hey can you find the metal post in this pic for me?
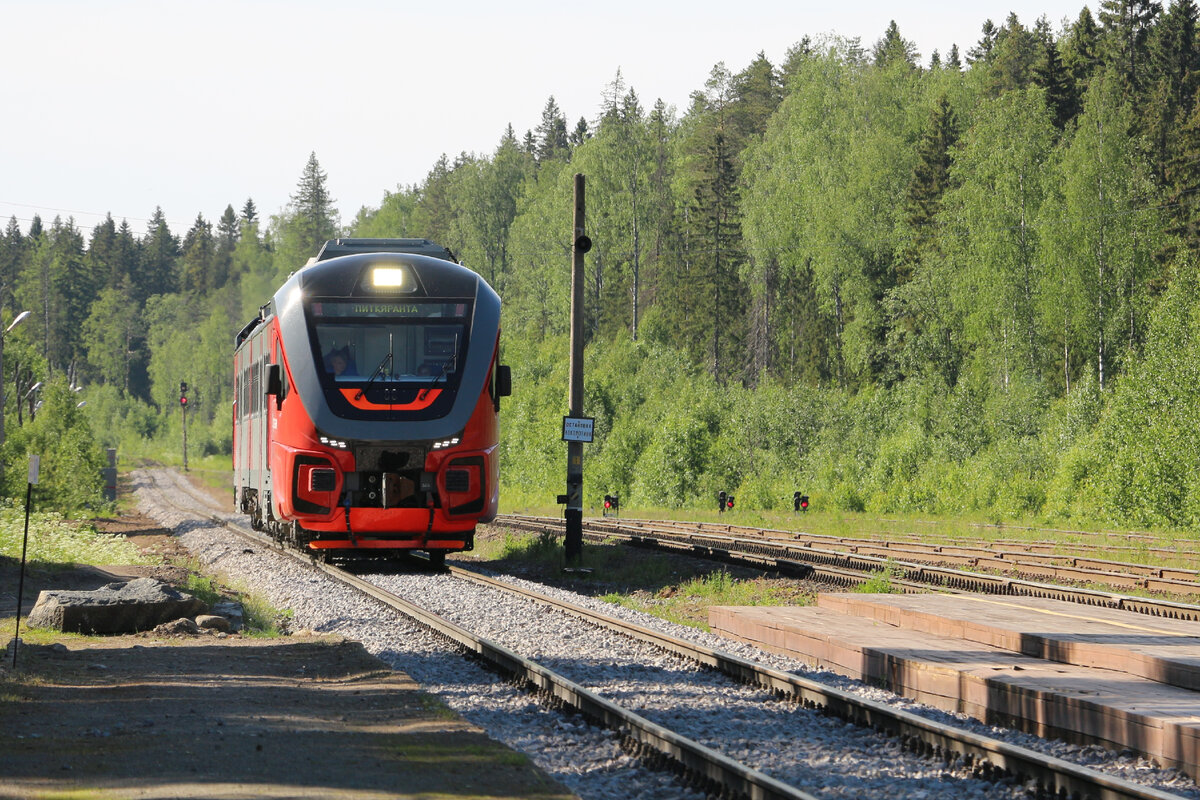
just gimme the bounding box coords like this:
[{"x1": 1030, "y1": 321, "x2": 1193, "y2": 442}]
[
  {"x1": 12, "y1": 455, "x2": 37, "y2": 669},
  {"x1": 565, "y1": 174, "x2": 586, "y2": 564},
  {"x1": 182, "y1": 402, "x2": 188, "y2": 472}
]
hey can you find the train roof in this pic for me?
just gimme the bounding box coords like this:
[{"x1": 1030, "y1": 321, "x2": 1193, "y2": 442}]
[
  {"x1": 310, "y1": 238, "x2": 456, "y2": 264},
  {"x1": 288, "y1": 251, "x2": 491, "y2": 301}
]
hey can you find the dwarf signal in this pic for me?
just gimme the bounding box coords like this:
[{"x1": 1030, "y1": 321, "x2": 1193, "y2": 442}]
[{"x1": 603, "y1": 493, "x2": 620, "y2": 517}]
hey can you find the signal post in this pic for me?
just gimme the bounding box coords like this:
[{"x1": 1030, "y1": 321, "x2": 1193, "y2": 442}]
[{"x1": 563, "y1": 174, "x2": 591, "y2": 564}]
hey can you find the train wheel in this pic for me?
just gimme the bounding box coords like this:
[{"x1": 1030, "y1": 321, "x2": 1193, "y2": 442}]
[
  {"x1": 427, "y1": 550, "x2": 446, "y2": 569},
  {"x1": 250, "y1": 506, "x2": 263, "y2": 531}
]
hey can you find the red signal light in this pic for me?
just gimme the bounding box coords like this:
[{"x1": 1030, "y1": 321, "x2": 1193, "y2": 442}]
[{"x1": 180, "y1": 396, "x2": 188, "y2": 407}]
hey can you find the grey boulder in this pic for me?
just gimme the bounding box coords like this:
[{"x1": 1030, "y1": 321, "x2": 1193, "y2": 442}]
[{"x1": 26, "y1": 578, "x2": 206, "y2": 634}]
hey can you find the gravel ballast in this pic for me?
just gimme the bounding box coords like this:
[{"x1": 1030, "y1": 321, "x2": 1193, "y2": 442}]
[{"x1": 135, "y1": 468, "x2": 1200, "y2": 800}]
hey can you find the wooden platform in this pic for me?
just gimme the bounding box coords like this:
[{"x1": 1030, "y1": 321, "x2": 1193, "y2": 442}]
[{"x1": 709, "y1": 593, "x2": 1200, "y2": 780}]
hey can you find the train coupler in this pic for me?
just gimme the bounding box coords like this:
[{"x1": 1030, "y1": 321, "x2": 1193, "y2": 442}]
[{"x1": 343, "y1": 494, "x2": 356, "y2": 546}]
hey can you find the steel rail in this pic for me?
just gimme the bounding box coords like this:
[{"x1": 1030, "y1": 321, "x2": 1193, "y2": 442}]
[
  {"x1": 446, "y1": 561, "x2": 1187, "y2": 800},
  {"x1": 136, "y1": 471, "x2": 818, "y2": 800},
  {"x1": 498, "y1": 514, "x2": 1200, "y2": 622},
  {"x1": 141, "y1": 474, "x2": 1186, "y2": 799},
  {"x1": 615, "y1": 516, "x2": 1200, "y2": 584}
]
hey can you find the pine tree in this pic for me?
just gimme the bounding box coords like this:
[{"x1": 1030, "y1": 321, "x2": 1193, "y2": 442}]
[
  {"x1": 902, "y1": 94, "x2": 959, "y2": 280},
  {"x1": 213, "y1": 204, "x2": 239, "y2": 290},
  {"x1": 86, "y1": 214, "x2": 119, "y2": 291},
  {"x1": 1099, "y1": 0, "x2": 1163, "y2": 101},
  {"x1": 240, "y1": 198, "x2": 258, "y2": 226},
  {"x1": 675, "y1": 65, "x2": 745, "y2": 383},
  {"x1": 967, "y1": 20, "x2": 999, "y2": 64},
  {"x1": 947, "y1": 44, "x2": 963, "y2": 70},
  {"x1": 569, "y1": 117, "x2": 589, "y2": 146},
  {"x1": 138, "y1": 207, "x2": 179, "y2": 300},
  {"x1": 1141, "y1": 0, "x2": 1200, "y2": 185},
  {"x1": 872, "y1": 20, "x2": 919, "y2": 68},
  {"x1": 988, "y1": 14, "x2": 1040, "y2": 95},
  {"x1": 413, "y1": 154, "x2": 457, "y2": 248},
  {"x1": 286, "y1": 152, "x2": 339, "y2": 258},
  {"x1": 113, "y1": 220, "x2": 138, "y2": 292},
  {"x1": 180, "y1": 213, "x2": 215, "y2": 295},
  {"x1": 535, "y1": 97, "x2": 569, "y2": 163},
  {"x1": 781, "y1": 37, "x2": 814, "y2": 86},
  {"x1": 733, "y1": 53, "x2": 782, "y2": 139},
  {"x1": 1160, "y1": 84, "x2": 1200, "y2": 263},
  {"x1": 1062, "y1": 7, "x2": 1102, "y2": 91},
  {"x1": 0, "y1": 216, "x2": 25, "y2": 311},
  {"x1": 1033, "y1": 20, "x2": 1077, "y2": 127}
]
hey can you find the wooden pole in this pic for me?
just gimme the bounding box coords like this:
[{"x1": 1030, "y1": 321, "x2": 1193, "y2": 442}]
[{"x1": 565, "y1": 174, "x2": 586, "y2": 563}]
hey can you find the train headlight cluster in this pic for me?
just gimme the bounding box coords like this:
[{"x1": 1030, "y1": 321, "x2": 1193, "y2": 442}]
[
  {"x1": 318, "y1": 434, "x2": 349, "y2": 449},
  {"x1": 431, "y1": 436, "x2": 461, "y2": 450},
  {"x1": 371, "y1": 265, "x2": 415, "y2": 291}
]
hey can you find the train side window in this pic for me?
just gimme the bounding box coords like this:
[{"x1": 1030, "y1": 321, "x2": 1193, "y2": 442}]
[{"x1": 251, "y1": 362, "x2": 261, "y2": 414}]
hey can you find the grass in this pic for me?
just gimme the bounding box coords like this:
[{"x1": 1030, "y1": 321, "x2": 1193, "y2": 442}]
[
  {"x1": 852, "y1": 560, "x2": 905, "y2": 594},
  {"x1": 471, "y1": 526, "x2": 814, "y2": 630},
  {"x1": 173, "y1": 557, "x2": 289, "y2": 636},
  {"x1": 0, "y1": 503, "x2": 152, "y2": 567},
  {"x1": 602, "y1": 569, "x2": 815, "y2": 630}
]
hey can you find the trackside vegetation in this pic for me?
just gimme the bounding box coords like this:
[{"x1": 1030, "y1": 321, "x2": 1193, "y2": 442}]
[{"x1": 4, "y1": 5, "x2": 1200, "y2": 537}]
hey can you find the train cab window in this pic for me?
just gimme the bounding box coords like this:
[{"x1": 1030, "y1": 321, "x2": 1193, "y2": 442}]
[
  {"x1": 275, "y1": 342, "x2": 288, "y2": 401},
  {"x1": 308, "y1": 301, "x2": 471, "y2": 391}
]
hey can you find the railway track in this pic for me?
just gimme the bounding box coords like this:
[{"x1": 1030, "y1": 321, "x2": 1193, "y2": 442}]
[
  {"x1": 609, "y1": 516, "x2": 1200, "y2": 587},
  {"x1": 133, "y1": 470, "x2": 1194, "y2": 800},
  {"x1": 496, "y1": 514, "x2": 1200, "y2": 621}
]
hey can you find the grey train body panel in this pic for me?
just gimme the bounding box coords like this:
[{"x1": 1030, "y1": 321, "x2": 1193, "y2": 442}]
[{"x1": 272, "y1": 252, "x2": 501, "y2": 444}]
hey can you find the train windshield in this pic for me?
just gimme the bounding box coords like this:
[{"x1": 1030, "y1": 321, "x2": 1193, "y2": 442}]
[{"x1": 309, "y1": 300, "x2": 470, "y2": 387}]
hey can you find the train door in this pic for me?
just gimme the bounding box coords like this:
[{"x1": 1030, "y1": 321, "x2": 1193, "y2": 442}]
[{"x1": 258, "y1": 337, "x2": 273, "y2": 516}]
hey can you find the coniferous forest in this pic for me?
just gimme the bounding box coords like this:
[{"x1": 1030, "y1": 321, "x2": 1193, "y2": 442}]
[{"x1": 9, "y1": 3, "x2": 1200, "y2": 528}]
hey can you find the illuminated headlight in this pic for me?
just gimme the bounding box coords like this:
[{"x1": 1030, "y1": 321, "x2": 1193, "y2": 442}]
[
  {"x1": 372, "y1": 266, "x2": 411, "y2": 289},
  {"x1": 318, "y1": 435, "x2": 348, "y2": 450},
  {"x1": 431, "y1": 436, "x2": 461, "y2": 450}
]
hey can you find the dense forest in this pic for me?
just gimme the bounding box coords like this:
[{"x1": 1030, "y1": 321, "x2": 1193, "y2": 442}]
[{"x1": 8, "y1": 1, "x2": 1200, "y2": 528}]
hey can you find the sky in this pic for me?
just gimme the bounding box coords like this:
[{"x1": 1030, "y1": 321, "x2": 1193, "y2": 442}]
[{"x1": 2, "y1": 0, "x2": 1093, "y2": 238}]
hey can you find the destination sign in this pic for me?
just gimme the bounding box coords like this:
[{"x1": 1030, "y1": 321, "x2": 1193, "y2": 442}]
[{"x1": 312, "y1": 302, "x2": 468, "y2": 319}]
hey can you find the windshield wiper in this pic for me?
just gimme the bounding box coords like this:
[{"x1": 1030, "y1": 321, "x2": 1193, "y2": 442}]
[
  {"x1": 418, "y1": 355, "x2": 456, "y2": 401},
  {"x1": 355, "y1": 352, "x2": 393, "y2": 400}
]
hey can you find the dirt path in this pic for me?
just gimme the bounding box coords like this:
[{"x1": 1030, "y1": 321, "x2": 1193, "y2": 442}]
[{"x1": 0, "y1": 505, "x2": 576, "y2": 800}]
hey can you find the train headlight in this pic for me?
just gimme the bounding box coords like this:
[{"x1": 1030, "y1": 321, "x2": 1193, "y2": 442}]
[
  {"x1": 431, "y1": 435, "x2": 462, "y2": 450},
  {"x1": 371, "y1": 266, "x2": 414, "y2": 291},
  {"x1": 318, "y1": 434, "x2": 349, "y2": 450}
]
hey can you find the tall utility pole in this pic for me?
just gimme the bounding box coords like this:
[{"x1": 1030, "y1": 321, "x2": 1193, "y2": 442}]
[{"x1": 564, "y1": 174, "x2": 588, "y2": 563}]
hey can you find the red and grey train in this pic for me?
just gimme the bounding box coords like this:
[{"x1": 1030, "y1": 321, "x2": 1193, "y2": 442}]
[{"x1": 233, "y1": 238, "x2": 510, "y2": 563}]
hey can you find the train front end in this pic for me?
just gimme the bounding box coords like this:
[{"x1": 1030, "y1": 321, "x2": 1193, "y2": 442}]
[{"x1": 261, "y1": 247, "x2": 508, "y2": 558}]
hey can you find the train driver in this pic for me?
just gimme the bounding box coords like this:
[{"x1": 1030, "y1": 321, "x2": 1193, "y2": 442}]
[{"x1": 325, "y1": 347, "x2": 358, "y2": 378}]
